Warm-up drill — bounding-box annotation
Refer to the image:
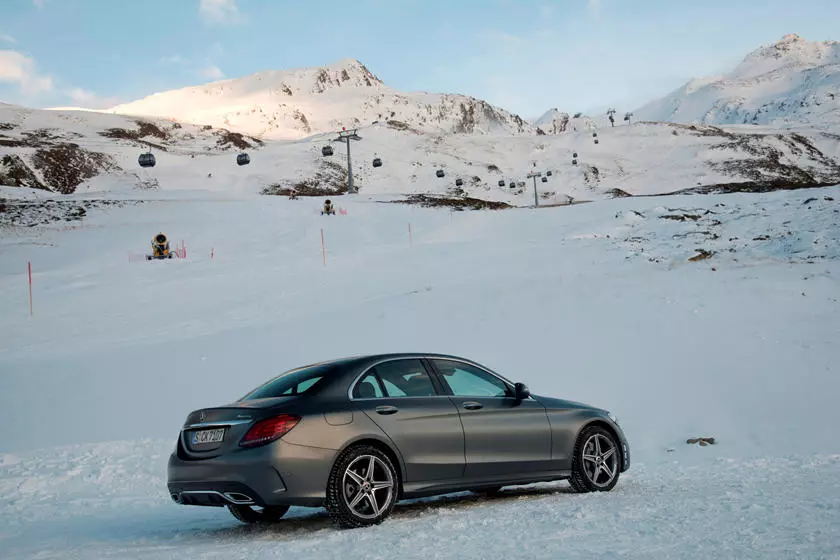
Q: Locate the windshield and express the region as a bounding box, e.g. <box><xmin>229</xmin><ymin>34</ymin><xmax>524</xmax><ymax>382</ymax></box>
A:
<box><xmin>240</xmin><ymin>363</ymin><xmax>333</xmax><ymax>400</ymax></box>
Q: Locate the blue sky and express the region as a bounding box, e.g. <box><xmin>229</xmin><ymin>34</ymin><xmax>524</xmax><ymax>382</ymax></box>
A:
<box><xmin>1</xmin><ymin>0</ymin><xmax>839</xmax><ymax>117</ymax></box>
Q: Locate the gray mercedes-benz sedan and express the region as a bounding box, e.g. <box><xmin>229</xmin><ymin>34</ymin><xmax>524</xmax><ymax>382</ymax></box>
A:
<box><xmin>168</xmin><ymin>353</ymin><xmax>630</xmax><ymax>528</ymax></box>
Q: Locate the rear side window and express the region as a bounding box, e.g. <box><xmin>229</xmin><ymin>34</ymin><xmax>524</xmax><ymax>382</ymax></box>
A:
<box><xmin>369</xmin><ymin>359</ymin><xmax>437</xmax><ymax>397</ymax></box>
<box><xmin>241</xmin><ymin>363</ymin><xmax>331</xmax><ymax>400</ymax></box>
<box><xmin>353</xmin><ymin>372</ymin><xmax>385</xmax><ymax>399</ymax></box>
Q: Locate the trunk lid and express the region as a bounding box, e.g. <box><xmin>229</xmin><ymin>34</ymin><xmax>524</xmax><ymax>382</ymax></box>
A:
<box><xmin>179</xmin><ymin>398</ymin><xmax>298</xmax><ymax>457</ymax></box>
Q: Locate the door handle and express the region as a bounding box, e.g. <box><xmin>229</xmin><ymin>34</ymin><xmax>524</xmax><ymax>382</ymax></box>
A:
<box><xmin>375</xmin><ymin>405</ymin><xmax>398</xmax><ymax>415</ymax></box>
<box><xmin>462</xmin><ymin>401</ymin><xmax>483</xmax><ymax>410</ymax></box>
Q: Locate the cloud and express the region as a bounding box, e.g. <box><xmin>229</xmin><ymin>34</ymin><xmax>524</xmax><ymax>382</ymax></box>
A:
<box><xmin>0</xmin><ymin>34</ymin><xmax>16</xmax><ymax>44</ymax></box>
<box><xmin>199</xmin><ymin>0</ymin><xmax>244</xmax><ymax>25</ymax></box>
<box><xmin>587</xmin><ymin>0</ymin><xmax>602</xmax><ymax>19</ymax></box>
<box><xmin>67</xmin><ymin>88</ymin><xmax>121</xmax><ymax>109</ymax></box>
<box><xmin>201</xmin><ymin>65</ymin><xmax>225</xmax><ymax>79</ymax></box>
<box><xmin>0</xmin><ymin>50</ymin><xmax>54</xmax><ymax>95</ymax></box>
<box><xmin>0</xmin><ymin>50</ymin><xmax>120</xmax><ymax>109</ymax></box>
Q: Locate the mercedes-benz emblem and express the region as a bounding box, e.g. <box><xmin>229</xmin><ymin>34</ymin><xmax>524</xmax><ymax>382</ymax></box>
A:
<box><xmin>199</xmin><ymin>411</ymin><xmax>206</xmax><ymax>422</ymax></box>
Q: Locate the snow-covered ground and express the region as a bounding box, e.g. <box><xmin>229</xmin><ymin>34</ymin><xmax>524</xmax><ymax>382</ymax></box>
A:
<box><xmin>4</xmin><ymin>100</ymin><xmax>840</xmax><ymax>204</ymax></box>
<box><xmin>1</xmin><ymin>186</ymin><xmax>839</xmax><ymax>558</ymax></box>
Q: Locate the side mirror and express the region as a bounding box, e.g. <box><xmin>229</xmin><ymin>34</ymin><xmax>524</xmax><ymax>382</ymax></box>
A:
<box><xmin>514</xmin><ymin>382</ymin><xmax>531</xmax><ymax>401</ymax></box>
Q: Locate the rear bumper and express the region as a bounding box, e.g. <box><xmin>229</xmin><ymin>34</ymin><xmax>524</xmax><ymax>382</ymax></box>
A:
<box><xmin>167</xmin><ymin>439</ymin><xmax>337</xmax><ymax>508</ymax></box>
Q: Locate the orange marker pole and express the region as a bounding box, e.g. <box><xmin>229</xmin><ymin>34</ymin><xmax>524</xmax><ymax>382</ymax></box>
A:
<box><xmin>28</xmin><ymin>261</ymin><xmax>33</xmax><ymax>316</ymax></box>
<box><xmin>321</xmin><ymin>228</ymin><xmax>326</xmax><ymax>266</ymax></box>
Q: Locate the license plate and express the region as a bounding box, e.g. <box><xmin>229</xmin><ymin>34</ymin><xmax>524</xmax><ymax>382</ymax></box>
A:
<box><xmin>192</xmin><ymin>428</ymin><xmax>225</xmax><ymax>445</ymax></box>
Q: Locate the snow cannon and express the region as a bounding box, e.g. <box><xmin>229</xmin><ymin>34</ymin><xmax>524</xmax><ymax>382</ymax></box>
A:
<box><xmin>147</xmin><ymin>233</ymin><xmax>173</xmax><ymax>260</ymax></box>
<box><xmin>321</xmin><ymin>199</ymin><xmax>336</xmax><ymax>216</ymax></box>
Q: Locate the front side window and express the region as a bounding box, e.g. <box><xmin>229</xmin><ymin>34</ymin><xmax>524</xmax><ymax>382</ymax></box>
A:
<box><xmin>369</xmin><ymin>359</ymin><xmax>437</xmax><ymax>397</ymax></box>
<box><xmin>432</xmin><ymin>360</ymin><xmax>510</xmax><ymax>397</ymax></box>
<box><xmin>240</xmin><ymin>363</ymin><xmax>331</xmax><ymax>400</ymax></box>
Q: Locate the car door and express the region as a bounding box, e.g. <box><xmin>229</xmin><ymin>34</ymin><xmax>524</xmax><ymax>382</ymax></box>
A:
<box><xmin>429</xmin><ymin>359</ymin><xmax>552</xmax><ymax>478</ymax></box>
<box><xmin>351</xmin><ymin>358</ymin><xmax>465</xmax><ymax>483</ymax></box>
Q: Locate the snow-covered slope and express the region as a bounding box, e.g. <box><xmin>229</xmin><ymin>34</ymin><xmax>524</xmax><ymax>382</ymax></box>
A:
<box><xmin>636</xmin><ymin>34</ymin><xmax>840</xmax><ymax>128</ymax></box>
<box><xmin>535</xmin><ymin>108</ymin><xmax>599</xmax><ymax>134</ymax></box>
<box><xmin>5</xmin><ymin>102</ymin><xmax>840</xmax><ymax>201</ymax></box>
<box><xmin>1</xmin><ymin>186</ymin><xmax>839</xmax><ymax>558</ymax></box>
<box><xmin>107</xmin><ymin>59</ymin><xmax>533</xmax><ymax>140</ymax></box>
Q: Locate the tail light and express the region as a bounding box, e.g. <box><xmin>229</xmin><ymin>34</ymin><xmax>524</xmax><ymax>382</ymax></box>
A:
<box><xmin>240</xmin><ymin>414</ymin><xmax>300</xmax><ymax>448</ymax></box>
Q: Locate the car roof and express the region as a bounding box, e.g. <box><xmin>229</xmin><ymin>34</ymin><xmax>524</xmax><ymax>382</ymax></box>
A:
<box><xmin>321</xmin><ymin>352</ymin><xmax>475</xmax><ymax>367</ymax></box>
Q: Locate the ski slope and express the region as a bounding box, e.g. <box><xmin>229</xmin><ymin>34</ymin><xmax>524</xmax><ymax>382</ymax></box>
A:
<box><xmin>1</xmin><ymin>185</ymin><xmax>839</xmax><ymax>558</ymax></box>
<box><xmin>4</xmin><ymin>101</ymin><xmax>840</xmax><ymax>203</ymax></box>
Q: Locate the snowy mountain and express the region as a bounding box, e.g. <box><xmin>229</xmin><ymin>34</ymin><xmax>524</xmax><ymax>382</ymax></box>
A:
<box><xmin>3</xmin><ymin>101</ymin><xmax>840</xmax><ymax>201</ymax></box>
<box><xmin>4</xmin><ymin>43</ymin><xmax>840</xmax><ymax>201</ymax></box>
<box><xmin>107</xmin><ymin>59</ymin><xmax>534</xmax><ymax>140</ymax></box>
<box><xmin>636</xmin><ymin>34</ymin><xmax>840</xmax><ymax>128</ymax></box>
<box><xmin>534</xmin><ymin>108</ymin><xmax>597</xmax><ymax>134</ymax></box>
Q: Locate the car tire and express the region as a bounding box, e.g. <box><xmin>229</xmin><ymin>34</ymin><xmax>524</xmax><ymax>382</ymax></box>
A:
<box><xmin>227</xmin><ymin>504</ymin><xmax>290</xmax><ymax>524</ymax></box>
<box><xmin>325</xmin><ymin>445</ymin><xmax>399</xmax><ymax>529</ymax></box>
<box><xmin>569</xmin><ymin>425</ymin><xmax>621</xmax><ymax>493</ymax></box>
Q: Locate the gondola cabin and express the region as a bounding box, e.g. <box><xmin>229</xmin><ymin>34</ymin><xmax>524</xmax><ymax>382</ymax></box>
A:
<box><xmin>138</xmin><ymin>153</ymin><xmax>156</xmax><ymax>168</ymax></box>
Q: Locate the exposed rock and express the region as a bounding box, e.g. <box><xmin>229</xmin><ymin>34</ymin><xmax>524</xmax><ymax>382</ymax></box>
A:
<box><xmin>688</xmin><ymin>249</ymin><xmax>714</xmax><ymax>262</ymax></box>
<box><xmin>390</xmin><ymin>194</ymin><xmax>511</xmax><ymax>211</ymax></box>
<box><xmin>262</xmin><ymin>160</ymin><xmax>350</xmax><ymax>196</ymax></box>
<box><xmin>686</xmin><ymin>437</ymin><xmax>716</xmax><ymax>446</ymax></box>
<box><xmin>31</xmin><ymin>144</ymin><xmax>120</xmax><ymax>194</ymax></box>
<box><xmin>1</xmin><ymin>154</ymin><xmax>47</xmax><ymax>190</ymax></box>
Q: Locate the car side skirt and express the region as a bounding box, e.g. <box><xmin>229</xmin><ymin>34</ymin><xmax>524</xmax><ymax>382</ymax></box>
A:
<box><xmin>401</xmin><ymin>470</ymin><xmax>572</xmax><ymax>499</ymax></box>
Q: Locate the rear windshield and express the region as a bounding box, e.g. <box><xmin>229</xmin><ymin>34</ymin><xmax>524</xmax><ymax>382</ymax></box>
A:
<box><xmin>240</xmin><ymin>363</ymin><xmax>332</xmax><ymax>400</ymax></box>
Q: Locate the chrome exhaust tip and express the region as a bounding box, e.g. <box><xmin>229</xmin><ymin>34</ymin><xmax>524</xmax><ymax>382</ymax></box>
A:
<box><xmin>223</xmin><ymin>492</ymin><xmax>254</xmax><ymax>505</ymax></box>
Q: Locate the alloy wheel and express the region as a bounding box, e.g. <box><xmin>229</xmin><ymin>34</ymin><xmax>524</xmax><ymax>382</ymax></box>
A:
<box><xmin>581</xmin><ymin>433</ymin><xmax>618</xmax><ymax>488</ymax></box>
<box><xmin>341</xmin><ymin>455</ymin><xmax>395</xmax><ymax>519</ymax></box>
